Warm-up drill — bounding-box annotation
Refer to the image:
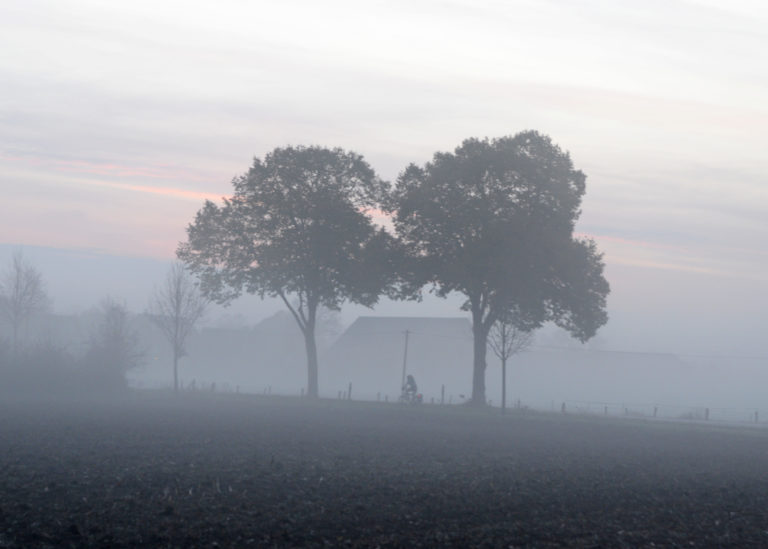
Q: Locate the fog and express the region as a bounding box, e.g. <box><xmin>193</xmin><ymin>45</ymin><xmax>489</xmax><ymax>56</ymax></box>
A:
<box><xmin>3</xmin><ymin>1</ymin><xmax>768</xmax><ymax>545</ymax></box>
<box><xmin>0</xmin><ymin>243</ymin><xmax>765</xmax><ymax>423</ymax></box>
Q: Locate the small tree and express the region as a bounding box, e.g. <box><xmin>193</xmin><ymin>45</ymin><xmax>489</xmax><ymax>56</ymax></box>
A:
<box><xmin>488</xmin><ymin>316</ymin><xmax>534</xmax><ymax>414</ymax></box>
<box><xmin>178</xmin><ymin>145</ymin><xmax>397</xmax><ymax>398</ymax></box>
<box><xmin>148</xmin><ymin>263</ymin><xmax>208</xmax><ymax>393</ymax></box>
<box><xmin>0</xmin><ymin>251</ymin><xmax>49</xmax><ymax>356</ymax></box>
<box><xmin>84</xmin><ymin>297</ymin><xmax>143</xmax><ymax>390</ymax></box>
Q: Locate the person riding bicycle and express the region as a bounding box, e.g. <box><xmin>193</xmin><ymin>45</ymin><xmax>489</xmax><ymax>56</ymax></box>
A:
<box><xmin>402</xmin><ymin>374</ymin><xmax>418</xmax><ymax>400</ymax></box>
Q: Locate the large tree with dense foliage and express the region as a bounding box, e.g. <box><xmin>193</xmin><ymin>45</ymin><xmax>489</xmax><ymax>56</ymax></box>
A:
<box><xmin>178</xmin><ymin>146</ymin><xmax>395</xmax><ymax>397</ymax></box>
<box><xmin>388</xmin><ymin>131</ymin><xmax>609</xmax><ymax>405</ymax></box>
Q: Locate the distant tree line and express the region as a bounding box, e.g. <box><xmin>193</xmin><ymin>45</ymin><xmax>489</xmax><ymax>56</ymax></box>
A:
<box><xmin>179</xmin><ymin>130</ymin><xmax>610</xmax><ymax>405</ymax></box>
<box><xmin>0</xmin><ymin>253</ymin><xmax>145</xmax><ymax>396</ymax></box>
<box><xmin>0</xmin><ymin>132</ymin><xmax>611</xmax><ymax>404</ymax></box>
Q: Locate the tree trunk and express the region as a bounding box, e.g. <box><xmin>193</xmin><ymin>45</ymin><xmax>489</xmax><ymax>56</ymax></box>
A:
<box><xmin>471</xmin><ymin>312</ymin><xmax>488</xmax><ymax>406</ymax></box>
<box><xmin>12</xmin><ymin>321</ymin><xmax>19</xmax><ymax>358</ymax></box>
<box><xmin>501</xmin><ymin>357</ymin><xmax>507</xmax><ymax>415</ymax></box>
<box><xmin>304</xmin><ymin>330</ymin><xmax>319</xmax><ymax>398</ymax></box>
<box><xmin>173</xmin><ymin>351</ymin><xmax>179</xmax><ymax>393</ymax></box>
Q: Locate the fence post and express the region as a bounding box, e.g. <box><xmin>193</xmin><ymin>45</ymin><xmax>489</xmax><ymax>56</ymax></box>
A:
<box><xmin>348</xmin><ymin>382</ymin><xmax>352</xmax><ymax>401</ymax></box>
<box><xmin>300</xmin><ymin>387</ymin><xmax>304</xmax><ymax>397</ymax></box>
<box><xmin>604</xmin><ymin>406</ymin><xmax>608</xmax><ymax>416</ymax></box>
<box><xmin>653</xmin><ymin>406</ymin><xmax>657</xmax><ymax>418</ymax></box>
<box><xmin>561</xmin><ymin>402</ymin><xmax>566</xmax><ymax>414</ymax></box>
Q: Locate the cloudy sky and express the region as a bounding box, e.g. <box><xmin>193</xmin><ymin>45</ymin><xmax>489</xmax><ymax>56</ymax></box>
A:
<box><xmin>2</xmin><ymin>0</ymin><xmax>767</xmax><ymax>354</ymax></box>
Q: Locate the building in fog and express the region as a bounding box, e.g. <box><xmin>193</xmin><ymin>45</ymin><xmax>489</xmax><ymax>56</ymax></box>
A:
<box><xmin>323</xmin><ymin>316</ymin><xmax>768</xmax><ymax>417</ymax></box>
<box><xmin>15</xmin><ymin>310</ymin><xmax>768</xmax><ymax>418</ymax></box>
<box><xmin>322</xmin><ymin>316</ymin><xmax>474</xmax><ymax>402</ymax></box>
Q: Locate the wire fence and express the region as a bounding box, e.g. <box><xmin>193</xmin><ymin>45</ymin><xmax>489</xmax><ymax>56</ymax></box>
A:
<box><xmin>131</xmin><ymin>378</ymin><xmax>766</xmax><ymax>428</ymax></box>
<box><xmin>526</xmin><ymin>398</ymin><xmax>762</xmax><ymax>426</ymax></box>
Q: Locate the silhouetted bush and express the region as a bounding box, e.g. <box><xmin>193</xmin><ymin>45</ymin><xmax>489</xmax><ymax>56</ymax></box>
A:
<box><xmin>0</xmin><ymin>341</ymin><xmax>81</xmax><ymax>397</ymax></box>
<box><xmin>0</xmin><ymin>300</ymin><xmax>144</xmax><ymax>399</ymax></box>
<box><xmin>79</xmin><ymin>298</ymin><xmax>144</xmax><ymax>393</ymax></box>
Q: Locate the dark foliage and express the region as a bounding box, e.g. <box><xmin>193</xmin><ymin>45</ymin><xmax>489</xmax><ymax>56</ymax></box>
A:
<box><xmin>178</xmin><ymin>146</ymin><xmax>398</xmax><ymax>397</ymax></box>
<box><xmin>387</xmin><ymin>131</ymin><xmax>610</xmax><ymax>404</ymax></box>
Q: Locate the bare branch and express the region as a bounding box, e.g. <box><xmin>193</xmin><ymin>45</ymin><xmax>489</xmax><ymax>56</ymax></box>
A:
<box><xmin>488</xmin><ymin>318</ymin><xmax>534</xmax><ymax>362</ymax></box>
<box><xmin>148</xmin><ymin>263</ymin><xmax>209</xmax><ymax>391</ymax></box>
<box><xmin>0</xmin><ymin>251</ymin><xmax>49</xmax><ymax>354</ymax></box>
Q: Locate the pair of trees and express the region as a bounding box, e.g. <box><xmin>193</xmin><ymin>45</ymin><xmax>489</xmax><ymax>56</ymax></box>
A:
<box><xmin>178</xmin><ymin>133</ymin><xmax>610</xmax><ymax>404</ymax></box>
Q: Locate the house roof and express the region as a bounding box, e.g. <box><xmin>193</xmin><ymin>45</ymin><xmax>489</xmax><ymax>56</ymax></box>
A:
<box><xmin>322</xmin><ymin>316</ymin><xmax>474</xmax><ymax>399</ymax></box>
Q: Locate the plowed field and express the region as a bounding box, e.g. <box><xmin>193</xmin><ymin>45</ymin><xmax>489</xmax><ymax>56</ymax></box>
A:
<box><xmin>2</xmin><ymin>394</ymin><xmax>768</xmax><ymax>547</ymax></box>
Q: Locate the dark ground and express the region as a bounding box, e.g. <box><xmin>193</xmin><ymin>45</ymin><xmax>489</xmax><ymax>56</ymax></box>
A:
<box><xmin>2</xmin><ymin>393</ymin><xmax>768</xmax><ymax>548</ymax></box>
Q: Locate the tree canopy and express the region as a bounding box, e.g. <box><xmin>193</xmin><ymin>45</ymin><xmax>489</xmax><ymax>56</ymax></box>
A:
<box><xmin>178</xmin><ymin>145</ymin><xmax>396</xmax><ymax>397</ymax></box>
<box><xmin>387</xmin><ymin>131</ymin><xmax>609</xmax><ymax>404</ymax></box>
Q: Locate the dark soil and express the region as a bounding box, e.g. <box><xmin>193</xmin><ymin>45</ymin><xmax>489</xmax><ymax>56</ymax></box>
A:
<box><xmin>2</xmin><ymin>393</ymin><xmax>768</xmax><ymax>548</ymax></box>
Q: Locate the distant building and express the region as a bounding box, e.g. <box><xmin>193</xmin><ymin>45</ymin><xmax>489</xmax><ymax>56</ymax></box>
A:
<box><xmin>322</xmin><ymin>316</ymin><xmax>474</xmax><ymax>401</ymax></box>
<box><xmin>18</xmin><ymin>310</ymin><xmax>768</xmax><ymax>417</ymax></box>
<box><xmin>322</xmin><ymin>316</ymin><xmax>767</xmax><ymax>415</ymax></box>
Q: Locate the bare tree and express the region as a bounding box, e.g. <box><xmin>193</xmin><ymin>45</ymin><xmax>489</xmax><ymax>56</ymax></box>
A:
<box><xmin>148</xmin><ymin>263</ymin><xmax>208</xmax><ymax>393</ymax></box>
<box><xmin>488</xmin><ymin>318</ymin><xmax>534</xmax><ymax>414</ymax></box>
<box><xmin>0</xmin><ymin>251</ymin><xmax>49</xmax><ymax>356</ymax></box>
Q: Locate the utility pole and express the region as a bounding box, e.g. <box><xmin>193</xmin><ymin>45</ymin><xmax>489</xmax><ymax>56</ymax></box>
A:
<box><xmin>501</xmin><ymin>323</ymin><xmax>507</xmax><ymax>415</ymax></box>
<box><xmin>400</xmin><ymin>329</ymin><xmax>410</xmax><ymax>390</ymax></box>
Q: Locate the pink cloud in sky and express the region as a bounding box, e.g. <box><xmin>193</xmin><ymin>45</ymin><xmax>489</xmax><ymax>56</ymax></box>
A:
<box><xmin>1</xmin><ymin>152</ymin><xmax>220</xmax><ymax>186</ymax></box>
<box><xmin>84</xmin><ymin>180</ymin><xmax>225</xmax><ymax>202</ymax></box>
<box><xmin>56</xmin><ymin>159</ymin><xmax>191</xmax><ymax>180</ymax></box>
<box><xmin>2</xmin><ymin>152</ymin><xmax>226</xmax><ymax>202</ymax></box>
<box><xmin>575</xmin><ymin>232</ymin><xmax>691</xmax><ymax>254</ymax></box>
<box><xmin>579</xmin><ymin>232</ymin><xmax>768</xmax><ymax>283</ymax></box>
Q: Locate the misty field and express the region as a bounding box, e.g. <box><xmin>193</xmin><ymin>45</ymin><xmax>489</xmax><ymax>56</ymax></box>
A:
<box><xmin>2</xmin><ymin>394</ymin><xmax>768</xmax><ymax>547</ymax></box>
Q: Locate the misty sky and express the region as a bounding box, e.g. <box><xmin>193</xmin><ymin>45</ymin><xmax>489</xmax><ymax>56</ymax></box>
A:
<box><xmin>2</xmin><ymin>0</ymin><xmax>767</xmax><ymax>356</ymax></box>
